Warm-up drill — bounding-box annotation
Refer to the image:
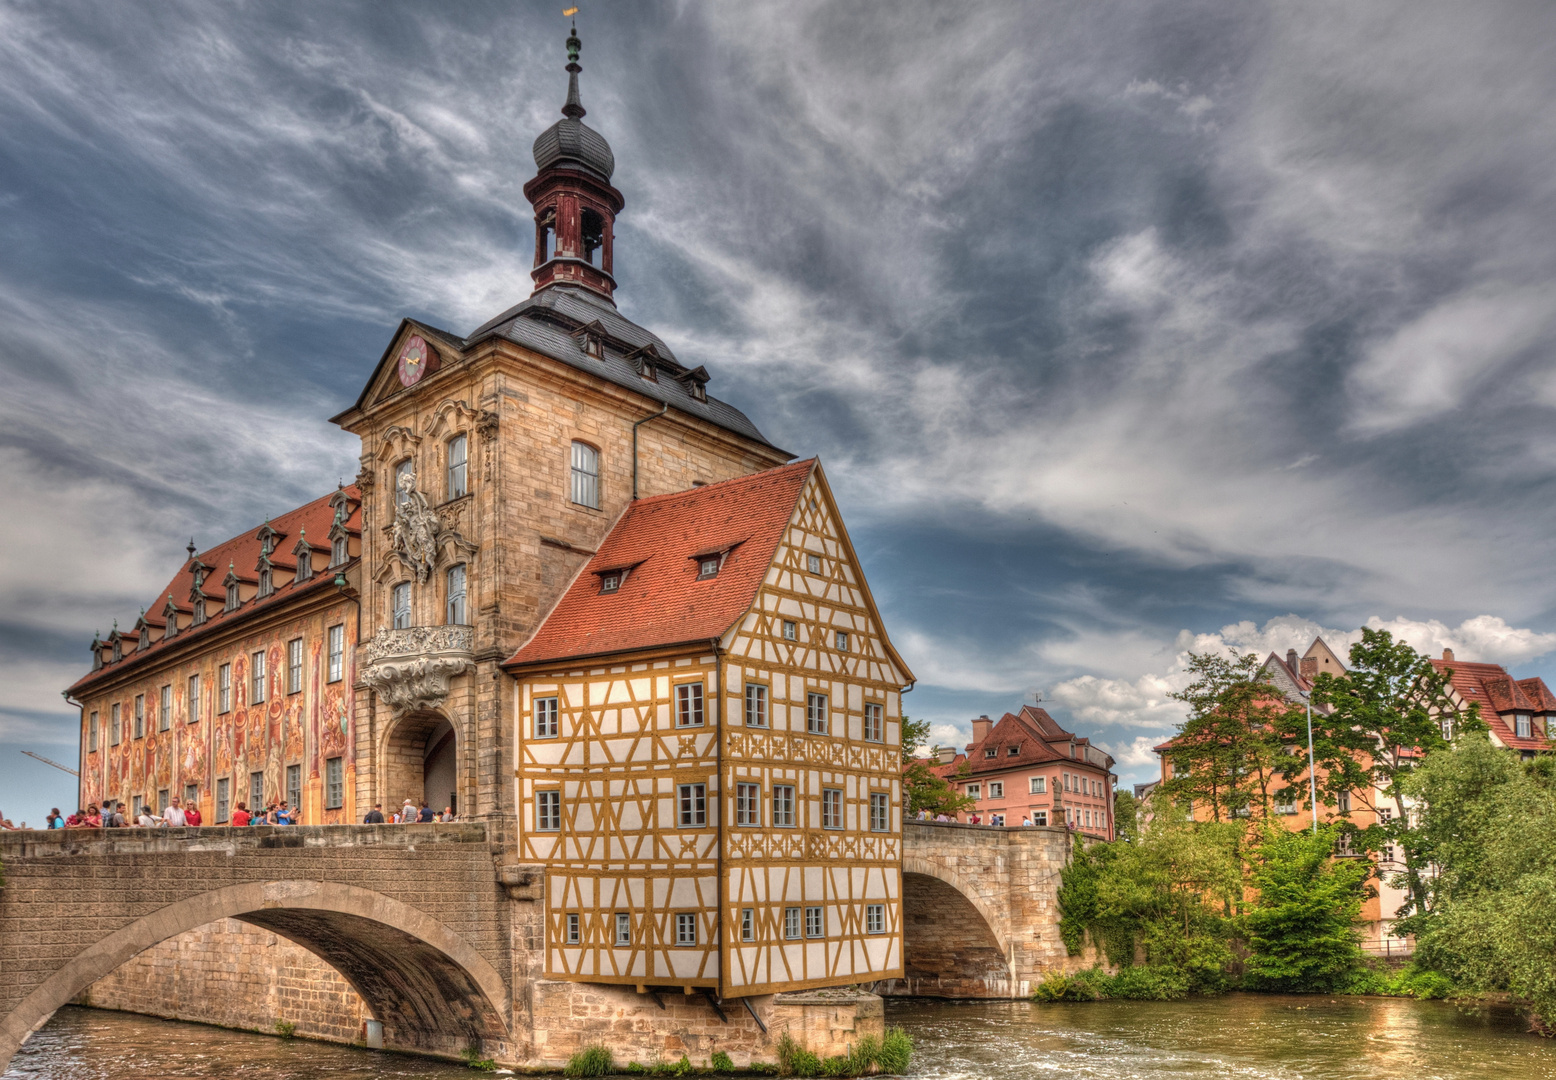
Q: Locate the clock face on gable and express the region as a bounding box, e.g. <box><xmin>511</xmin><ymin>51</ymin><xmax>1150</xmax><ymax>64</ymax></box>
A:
<box><xmin>397</xmin><ymin>335</ymin><xmax>431</xmax><ymax>388</ymax></box>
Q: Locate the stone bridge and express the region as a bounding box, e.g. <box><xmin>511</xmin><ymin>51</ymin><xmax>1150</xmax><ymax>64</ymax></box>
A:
<box><xmin>0</xmin><ymin>820</ymin><xmax>1076</xmax><ymax>1071</ymax></box>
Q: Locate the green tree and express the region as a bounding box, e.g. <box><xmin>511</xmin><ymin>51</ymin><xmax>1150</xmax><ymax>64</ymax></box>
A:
<box><xmin>1306</xmin><ymin>628</ymin><xmax>1482</xmax><ymax>917</ymax></box>
<box><xmin>1113</xmin><ymin>789</ymin><xmax>1140</xmax><ymax>842</ymax></box>
<box><xmin>899</xmin><ymin>715</ymin><xmax>972</xmax><ymax>817</ymax></box>
<box><xmin>1163</xmin><ymin>651</ymin><xmax>1297</xmax><ymax>823</ymax></box>
<box><xmin>1241</xmin><ymin>823</ymin><xmax>1372</xmax><ymax>992</ymax></box>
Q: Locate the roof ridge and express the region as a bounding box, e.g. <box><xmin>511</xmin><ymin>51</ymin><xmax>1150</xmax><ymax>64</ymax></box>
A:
<box><xmin>626</xmin><ymin>459</ymin><xmax>814</xmax><ymax>510</ymax></box>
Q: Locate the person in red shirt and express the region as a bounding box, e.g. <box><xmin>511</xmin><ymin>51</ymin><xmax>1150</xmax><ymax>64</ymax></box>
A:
<box><xmin>184</xmin><ymin>802</ymin><xmax>202</xmax><ymax>827</ymax></box>
<box><xmin>230</xmin><ymin>802</ymin><xmax>251</xmax><ymax>827</ymax></box>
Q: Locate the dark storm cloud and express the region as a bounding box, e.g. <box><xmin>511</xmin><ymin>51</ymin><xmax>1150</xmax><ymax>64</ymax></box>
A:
<box><xmin>2</xmin><ymin>0</ymin><xmax>1556</xmax><ymax>807</ymax></box>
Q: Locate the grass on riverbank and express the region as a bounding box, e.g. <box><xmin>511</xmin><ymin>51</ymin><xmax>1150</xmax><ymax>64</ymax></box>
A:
<box><xmin>1032</xmin><ymin>963</ymin><xmax>1458</xmax><ymax>1003</ymax></box>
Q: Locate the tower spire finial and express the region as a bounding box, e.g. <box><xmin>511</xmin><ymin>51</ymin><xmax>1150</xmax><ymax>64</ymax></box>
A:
<box><xmin>562</xmin><ymin>19</ymin><xmax>585</xmax><ymax>120</ymax></box>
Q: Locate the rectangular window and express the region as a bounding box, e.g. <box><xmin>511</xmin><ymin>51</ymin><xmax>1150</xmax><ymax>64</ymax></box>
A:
<box><xmin>864</xmin><ymin>702</ymin><xmax>882</xmax><ymax>742</ymax></box>
<box><xmin>806</xmin><ymin>692</ymin><xmax>828</xmax><ymax>735</ymax></box>
<box><xmin>248</xmin><ymin>771</ymin><xmax>264</xmax><ymax>813</ymax></box>
<box><xmin>216</xmin><ymin>777</ymin><xmax>230</xmax><ymax>823</ymax></box>
<box><xmin>158</xmin><ymin>788</ymin><xmax>169</xmax><ymax>814</ymax></box>
<box><xmin>327</xmin><ymin>625</ymin><xmax>345</xmax><ymax>683</ymax></box>
<box><xmin>676</xmin><ymin>683</ymin><xmax>705</xmax><ymax>727</ymax></box>
<box><xmin>822</xmin><ymin>788</ymin><xmax>843</xmax><ymax>830</ymax></box>
<box><xmin>784</xmin><ymin>907</ymin><xmax>802</xmax><ymax>940</ymax></box>
<box><xmin>772</xmin><ymin>785</ymin><xmax>795</xmax><ymax>827</ymax></box>
<box><xmin>566</xmin><ymin>913</ymin><xmax>580</xmax><ymax>945</ymax></box>
<box><xmin>675</xmin><ymin>913</ymin><xmax>697</xmax><ymax>946</ymax></box>
<box><xmin>89</xmin><ymin>712</ymin><xmax>98</xmax><ymax>752</ymax></box>
<box><xmin>741</xmin><ymin>908</ymin><xmax>755</xmax><ymax>942</ymax></box>
<box><xmin>866</xmin><ymin>904</ymin><xmax>885</xmax><ymax>935</ymax></box>
<box><xmin>570</xmin><ymin>441</ymin><xmax>600</xmax><ymax>509</ymax></box>
<box><xmin>331</xmin><ymin>535</ymin><xmax>347</xmax><ymax>568</ymax></box>
<box><xmin>159</xmin><ymin>685</ymin><xmax>171</xmax><ymax>731</ymax></box>
<box><xmin>807</xmin><ymin>554</ymin><xmax>822</xmax><ymax>574</ymax></box>
<box><xmin>835</xmin><ymin>630</ymin><xmax>849</xmax><ymax>651</ymax></box>
<box><xmin>615</xmin><ymin>912</ymin><xmax>631</xmax><ymax>947</ymax></box>
<box><xmin>184</xmin><ymin>782</ymin><xmax>198</xmax><ymax>808</ymax></box>
<box><xmin>288</xmin><ymin>638</ymin><xmax>303</xmax><ymax>694</ymax></box>
<box><xmin>736</xmin><ymin>782</ymin><xmax>762</xmax><ymax>827</ymax></box>
<box><xmin>1275</xmin><ymin>800</ymin><xmax>1296</xmax><ymax>815</ymax></box>
<box><xmin>1033</xmin><ymin>810</ymin><xmax>1048</xmax><ymax>826</ymax></box>
<box><xmin>1338</xmin><ymin>789</ymin><xmax>1352</xmax><ymax>813</ymax></box>
<box><xmin>447</xmin><ymin>434</ymin><xmax>468</xmax><ymax>499</ymax></box>
<box><xmin>966</xmin><ymin>783</ymin><xmax>981</xmax><ymax>799</ymax></box>
<box><xmin>1064</xmin><ymin>773</ymin><xmax>1071</xmax><ymax>792</ymax></box>
<box><xmin>744</xmin><ymin>683</ymin><xmax>768</xmax><ymax>727</ymax></box>
<box><xmin>805</xmin><ymin>906</ymin><xmax>824</xmax><ymax>938</ymax></box>
<box><xmin>251</xmin><ymin>651</ymin><xmax>266</xmax><ymax>704</ymax></box>
<box><xmin>134</xmin><ymin>695</ymin><xmax>145</xmax><ymax>739</ymax></box>
<box><xmin>392</xmin><ymin>582</ymin><xmax>411</xmax><ymax>629</ymax></box>
<box><xmin>446</xmin><ymin>564</ymin><xmax>467</xmax><ymax>626</ymax></box>
<box><xmin>679</xmin><ymin>783</ymin><xmax>707</xmax><ymax>827</ymax></box>
<box><xmin>1517</xmin><ymin>713</ymin><xmax>1532</xmax><ymax>738</ymax></box>
<box><xmin>989</xmin><ymin>781</ymin><xmax>1004</xmax><ymax>799</ymax></box>
<box><xmin>869</xmin><ymin>792</ymin><xmax>889</xmax><ymax>832</ymax></box>
<box><xmin>111</xmin><ymin>703</ymin><xmax>120</xmax><ymax>745</ymax></box>
<box><xmin>1029</xmin><ymin>776</ymin><xmax>1046</xmax><ymax>794</ymax></box>
<box><xmin>537</xmin><ymin>790</ymin><xmax>561</xmax><ymax>831</ymax></box>
<box><xmin>782</xmin><ymin>620</ymin><xmax>796</xmax><ymax>641</ymax></box>
<box><xmin>286</xmin><ymin>763</ymin><xmax>301</xmax><ymax>812</ymax></box>
<box><xmin>188</xmin><ymin>675</ymin><xmax>200</xmax><ymax>724</ymax></box>
<box><xmin>534</xmin><ymin>697</ymin><xmax>559</xmax><ymax>739</ymax></box>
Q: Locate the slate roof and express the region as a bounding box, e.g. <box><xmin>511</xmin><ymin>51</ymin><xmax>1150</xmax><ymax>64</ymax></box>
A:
<box><xmin>1432</xmin><ymin>657</ymin><xmax>1556</xmax><ymax>753</ymax></box>
<box><xmin>70</xmin><ymin>488</ymin><xmax>361</xmax><ymax>694</ymax></box>
<box><xmin>503</xmin><ymin>461</ymin><xmax>815</xmax><ymax>669</ymax></box>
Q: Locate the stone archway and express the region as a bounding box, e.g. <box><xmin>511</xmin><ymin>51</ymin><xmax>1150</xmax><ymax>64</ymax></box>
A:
<box><xmin>1</xmin><ymin>880</ymin><xmax>510</xmax><ymax>1070</ymax></box>
<box><xmin>380</xmin><ymin>711</ymin><xmax>458</xmax><ymax>818</ymax></box>
<box><xmin>884</xmin><ymin>861</ymin><xmax>1014</xmax><ymax>999</ymax></box>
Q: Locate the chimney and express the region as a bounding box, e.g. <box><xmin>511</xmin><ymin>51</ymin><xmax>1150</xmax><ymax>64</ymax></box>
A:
<box><xmin>970</xmin><ymin>715</ymin><xmax>993</xmax><ymax>746</ymax></box>
<box><xmin>1299</xmin><ymin>656</ymin><xmax>1318</xmax><ymax>680</ymax></box>
<box><xmin>1286</xmin><ymin>648</ymin><xmax>1298</xmax><ymax>671</ymax></box>
<box><xmin>935</xmin><ymin>746</ymin><xmax>957</xmax><ymax>766</ymax></box>
<box><xmin>1443</xmin><ymin>648</ymin><xmax>1454</xmax><ymax>663</ymax></box>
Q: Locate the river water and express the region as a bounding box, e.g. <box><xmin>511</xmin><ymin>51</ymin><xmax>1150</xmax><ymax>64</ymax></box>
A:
<box><xmin>6</xmin><ymin>998</ymin><xmax>1554</xmax><ymax>1079</ymax></box>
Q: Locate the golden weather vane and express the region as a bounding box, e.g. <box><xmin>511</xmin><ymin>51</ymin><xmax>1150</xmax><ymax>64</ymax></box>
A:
<box><xmin>563</xmin><ymin>6</ymin><xmax>579</xmax><ymax>16</ymax></box>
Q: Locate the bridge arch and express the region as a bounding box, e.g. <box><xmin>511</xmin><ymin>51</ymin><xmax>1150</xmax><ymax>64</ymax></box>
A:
<box><xmin>1</xmin><ymin>879</ymin><xmax>509</xmax><ymax>1068</ymax></box>
<box><xmin>898</xmin><ymin>856</ymin><xmax>1015</xmax><ymax>998</ymax></box>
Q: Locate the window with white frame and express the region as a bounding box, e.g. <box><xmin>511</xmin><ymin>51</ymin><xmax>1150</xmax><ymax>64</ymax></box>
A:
<box><xmin>249</xmin><ymin>771</ymin><xmax>264</xmax><ymax>811</ymax></box>
<box><xmin>822</xmin><ymin>788</ymin><xmax>843</xmax><ymax>829</ymax></box>
<box><xmin>782</xmin><ymin>620</ymin><xmax>797</xmax><ymax>641</ymax></box>
<box><xmin>744</xmin><ymin>683</ymin><xmax>768</xmax><ymax>727</ymax></box>
<box><xmin>218</xmin><ymin>664</ymin><xmax>231</xmax><ymax>713</ymax></box>
<box><xmin>447</xmin><ymin>434</ymin><xmax>468</xmax><ymax>499</ymax></box>
<box><xmin>225</xmin><ymin>581</ymin><xmax>240</xmax><ymax>611</ymax></box>
<box><xmin>807</xmin><ymin>554</ymin><xmax>821</xmax><ymax>574</ymax></box>
<box><xmin>736</xmin><ymin>782</ymin><xmax>762</xmax><ymax>826</ymax></box>
<box><xmin>1516</xmin><ymin>713</ymin><xmax>1532</xmax><ymax>738</ymax></box>
<box><xmin>327</xmin><ymin>625</ymin><xmax>344</xmax><ymax>683</ymax></box>
<box><xmin>784</xmin><ymin>907</ymin><xmax>802</xmax><ymax>940</ymax></box>
<box><xmin>806</xmin><ymin>692</ymin><xmax>828</xmax><ymax>735</ymax></box>
<box><xmin>392</xmin><ymin>582</ymin><xmax>411</xmax><ymax>629</ymax></box>
<box><xmin>251</xmin><ymin>651</ymin><xmax>266</xmax><ymax>703</ymax></box>
<box><xmin>286</xmin><ymin>763</ymin><xmax>301</xmax><ymax>813</ymax></box>
<box><xmin>864</xmin><ymin>702</ymin><xmax>882</xmax><ymax>742</ymax></box>
<box><xmin>331</xmin><ymin>535</ymin><xmax>347</xmax><ymax>567</ymax></box>
<box><xmin>1029</xmin><ymin>776</ymin><xmax>1046</xmax><ymax>794</ymax></box>
<box><xmin>216</xmin><ymin>777</ymin><xmax>230</xmax><ymax>822</ymax></box>
<box><xmin>111</xmin><ymin>703</ymin><xmax>120</xmax><ymax>745</ymax></box>
<box><xmin>537</xmin><ymin>790</ymin><xmax>562</xmax><ymax>831</ymax></box>
<box><xmin>287</xmin><ymin>638</ymin><xmax>303</xmax><ymax>694</ymax></box>
<box><xmin>89</xmin><ymin>711</ymin><xmax>99</xmax><ymax>752</ymax></box>
<box><xmin>676</xmin><ymin>682</ymin><xmax>704</xmax><ymax>727</ymax></box>
<box><xmin>159</xmin><ymin>685</ymin><xmax>171</xmax><ymax>731</ymax></box>
<box><xmin>570</xmin><ymin>441</ymin><xmax>599</xmax><ymax>508</ymax></box>
<box><xmin>1338</xmin><ymin>789</ymin><xmax>1352</xmax><ymax>813</ymax></box>
<box><xmin>835</xmin><ymin>630</ymin><xmax>849</xmax><ymax>651</ymax></box>
<box><xmin>697</xmin><ymin>555</ymin><xmax>720</xmax><ymax>580</ymax></box>
<box><xmin>989</xmin><ymin>781</ymin><xmax>1004</xmax><ymax>799</ymax></box>
<box><xmin>679</xmin><ymin>783</ymin><xmax>707</xmax><ymax>827</ymax></box>
<box><xmin>741</xmin><ymin>908</ymin><xmax>755</xmax><ymax>942</ymax></box>
<box><xmin>184</xmin><ymin>782</ymin><xmax>197</xmax><ymax>807</ymax></box>
<box><xmin>534</xmin><ymin>697</ymin><xmax>559</xmax><ymax>739</ymax></box>
<box><xmin>134</xmin><ymin>695</ymin><xmax>144</xmax><ymax>739</ymax></box>
<box><xmin>965</xmin><ymin>783</ymin><xmax>980</xmax><ymax>799</ymax></box>
<box><xmin>866</xmin><ymin>904</ymin><xmax>886</xmax><ymax>934</ymax></box>
<box><xmin>676</xmin><ymin>913</ymin><xmax>698</xmax><ymax>946</ymax></box>
<box><xmin>1033</xmin><ymin>810</ymin><xmax>1048</xmax><ymax>826</ymax></box>
<box><xmin>615</xmin><ymin>912</ymin><xmax>631</xmax><ymax>946</ymax></box>
<box><xmin>446</xmin><ymin>564</ymin><xmax>467</xmax><ymax>625</ymax></box>
<box><xmin>805</xmin><ymin>906</ymin><xmax>824</xmax><ymax>938</ymax></box>
<box><xmin>772</xmin><ymin>784</ymin><xmax>795</xmax><ymax>827</ymax></box>
<box><xmin>566</xmin><ymin>913</ymin><xmax>580</xmax><ymax>944</ymax></box>
<box><xmin>869</xmin><ymin>792</ymin><xmax>889</xmax><ymax>832</ymax></box>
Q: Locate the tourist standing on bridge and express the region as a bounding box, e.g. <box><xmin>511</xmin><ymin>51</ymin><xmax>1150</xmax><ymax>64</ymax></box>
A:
<box><xmin>363</xmin><ymin>803</ymin><xmax>384</xmax><ymax>824</ymax></box>
<box><xmin>401</xmin><ymin>798</ymin><xmax>417</xmax><ymax>823</ymax></box>
<box><xmin>418</xmin><ymin>801</ymin><xmax>434</xmax><ymax>823</ymax></box>
<box><xmin>184</xmin><ymin>801</ymin><xmax>201</xmax><ymax>826</ymax></box>
<box><xmin>441</xmin><ymin>806</ymin><xmax>455</xmax><ymax>822</ymax></box>
<box><xmin>163</xmin><ymin>798</ymin><xmax>186</xmax><ymax>827</ymax></box>
<box><xmin>230</xmin><ymin>802</ymin><xmax>250</xmax><ymax>827</ymax></box>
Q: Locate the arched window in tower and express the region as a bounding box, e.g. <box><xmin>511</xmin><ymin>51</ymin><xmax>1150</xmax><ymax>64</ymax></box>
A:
<box><xmin>535</xmin><ymin>206</ymin><xmax>557</xmax><ymax>267</ymax></box>
<box><xmin>570</xmin><ymin>441</ymin><xmax>599</xmax><ymax>509</ymax></box>
<box><xmin>580</xmin><ymin>208</ymin><xmax>604</xmax><ymax>266</ymax></box>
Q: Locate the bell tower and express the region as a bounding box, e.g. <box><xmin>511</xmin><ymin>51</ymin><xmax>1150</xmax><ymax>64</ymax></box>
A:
<box><xmin>524</xmin><ymin>23</ymin><xmax>624</xmax><ymax>304</ymax></box>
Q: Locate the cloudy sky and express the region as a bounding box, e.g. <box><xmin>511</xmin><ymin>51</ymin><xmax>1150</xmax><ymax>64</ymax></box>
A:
<box><xmin>3</xmin><ymin>0</ymin><xmax>1556</xmax><ymax>822</ymax></box>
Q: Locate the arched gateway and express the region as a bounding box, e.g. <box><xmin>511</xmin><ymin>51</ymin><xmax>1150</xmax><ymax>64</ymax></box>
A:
<box><xmin>0</xmin><ymin>824</ymin><xmax>514</xmax><ymax>1072</ymax></box>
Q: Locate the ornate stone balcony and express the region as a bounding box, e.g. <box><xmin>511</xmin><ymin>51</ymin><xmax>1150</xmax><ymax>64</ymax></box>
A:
<box><xmin>360</xmin><ymin>625</ymin><xmax>474</xmax><ymax>715</ymax></box>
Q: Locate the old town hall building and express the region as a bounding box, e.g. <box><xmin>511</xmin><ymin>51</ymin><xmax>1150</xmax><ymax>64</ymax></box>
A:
<box><xmin>65</xmin><ymin>27</ymin><xmax>913</xmax><ymax>999</ymax></box>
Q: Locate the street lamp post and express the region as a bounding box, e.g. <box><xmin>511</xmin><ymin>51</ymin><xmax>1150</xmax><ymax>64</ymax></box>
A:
<box><xmin>1303</xmin><ymin>691</ymin><xmax>1319</xmax><ymax>835</ymax></box>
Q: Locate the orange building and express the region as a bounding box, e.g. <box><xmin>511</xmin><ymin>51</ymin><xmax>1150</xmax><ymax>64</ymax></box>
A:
<box><xmin>918</xmin><ymin>705</ymin><xmax>1116</xmax><ymax>839</ymax></box>
<box><xmin>69</xmin><ymin>489</ymin><xmax>363</xmax><ymax>825</ymax></box>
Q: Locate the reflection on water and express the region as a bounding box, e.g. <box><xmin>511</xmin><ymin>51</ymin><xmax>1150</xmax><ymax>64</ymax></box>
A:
<box><xmin>3</xmin><ymin>1007</ymin><xmax>473</xmax><ymax>1079</ymax></box>
<box><xmin>8</xmin><ymin>997</ymin><xmax>1556</xmax><ymax>1079</ymax></box>
<box><xmin>888</xmin><ymin>995</ymin><xmax>1556</xmax><ymax>1080</ymax></box>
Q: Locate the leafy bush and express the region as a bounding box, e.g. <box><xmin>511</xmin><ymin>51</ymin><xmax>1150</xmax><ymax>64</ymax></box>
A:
<box><xmin>821</xmin><ymin>1055</ymin><xmax>855</xmax><ymax>1076</ymax></box>
<box><xmin>1241</xmin><ymin>824</ymin><xmax>1372</xmax><ymax>993</ymax></box>
<box><xmin>625</xmin><ymin>1064</ymin><xmax>649</xmax><ymax>1075</ymax></box>
<box><xmin>273</xmin><ymin>1019</ymin><xmax>296</xmax><ymax>1039</ymax></box>
<box><xmin>1033</xmin><ymin>965</ymin><xmax>1189</xmax><ymax>1002</ymax></box>
<box><xmin>566</xmin><ymin>1044</ymin><xmax>615</xmax><ymax>1077</ymax></box>
<box><xmin>876</xmin><ymin>1029</ymin><xmax>913</xmax><ymax>1075</ymax></box>
<box><xmin>710</xmin><ymin>1050</ymin><xmax>735</xmax><ymax>1072</ymax></box>
<box><xmin>460</xmin><ymin>1044</ymin><xmax>497</xmax><ymax>1071</ymax></box>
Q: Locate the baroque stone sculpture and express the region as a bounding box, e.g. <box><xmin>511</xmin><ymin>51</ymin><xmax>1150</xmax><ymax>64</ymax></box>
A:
<box><xmin>389</xmin><ymin>468</ymin><xmax>440</xmax><ymax>582</ymax></box>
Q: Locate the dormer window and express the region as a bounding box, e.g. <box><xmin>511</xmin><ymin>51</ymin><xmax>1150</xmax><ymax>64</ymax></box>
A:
<box><xmin>138</xmin><ymin>624</ymin><xmax>149</xmax><ymax>651</ymax></box>
<box><xmin>698</xmin><ymin>556</ymin><xmax>720</xmax><ymax>580</ymax></box>
<box><xmin>331</xmin><ymin>536</ymin><xmax>347</xmax><ymax>567</ymax></box>
<box><xmin>984</xmin><ymin>747</ymin><xmax>997</xmax><ymax>759</ymax></box>
<box><xmin>225</xmin><ymin>582</ymin><xmax>240</xmax><ymax>611</ymax></box>
<box><xmin>163</xmin><ymin>601</ymin><xmax>179</xmax><ymax>641</ymax></box>
<box><xmin>1008</xmin><ymin>745</ymin><xmax>1020</xmax><ymax>757</ymax></box>
<box><xmin>600</xmin><ymin>572</ymin><xmax>621</xmax><ymax>594</ymax></box>
<box><xmin>112</xmin><ymin>637</ymin><xmax>123</xmax><ymax>662</ymax></box>
<box><xmin>1516</xmin><ymin>713</ymin><xmax>1532</xmax><ymax>739</ymax></box>
<box><xmin>294</xmin><ymin>531</ymin><xmax>313</xmax><ymax>583</ymax></box>
<box><xmin>257</xmin><ymin>567</ymin><xmax>273</xmax><ymax>598</ymax></box>
<box><xmin>192</xmin><ymin>598</ymin><xmax>206</xmax><ymax>626</ymax></box>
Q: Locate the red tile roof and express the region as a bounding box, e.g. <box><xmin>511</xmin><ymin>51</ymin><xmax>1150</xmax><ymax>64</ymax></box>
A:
<box><xmin>921</xmin><ymin>705</ymin><xmax>1114</xmax><ymax>780</ymax></box>
<box><xmin>1432</xmin><ymin>657</ymin><xmax>1555</xmax><ymax>753</ymax></box>
<box><xmin>69</xmin><ymin>487</ymin><xmax>360</xmax><ymax>694</ymax></box>
<box><xmin>504</xmin><ymin>461</ymin><xmax>815</xmax><ymax>668</ymax></box>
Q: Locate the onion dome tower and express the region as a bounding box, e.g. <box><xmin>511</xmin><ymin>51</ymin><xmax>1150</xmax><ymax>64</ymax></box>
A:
<box><xmin>524</xmin><ymin>22</ymin><xmax>625</xmax><ymax>305</ymax></box>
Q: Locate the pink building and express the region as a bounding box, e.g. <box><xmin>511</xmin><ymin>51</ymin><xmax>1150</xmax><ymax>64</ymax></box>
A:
<box><xmin>920</xmin><ymin>705</ymin><xmax>1116</xmax><ymax>839</ymax></box>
